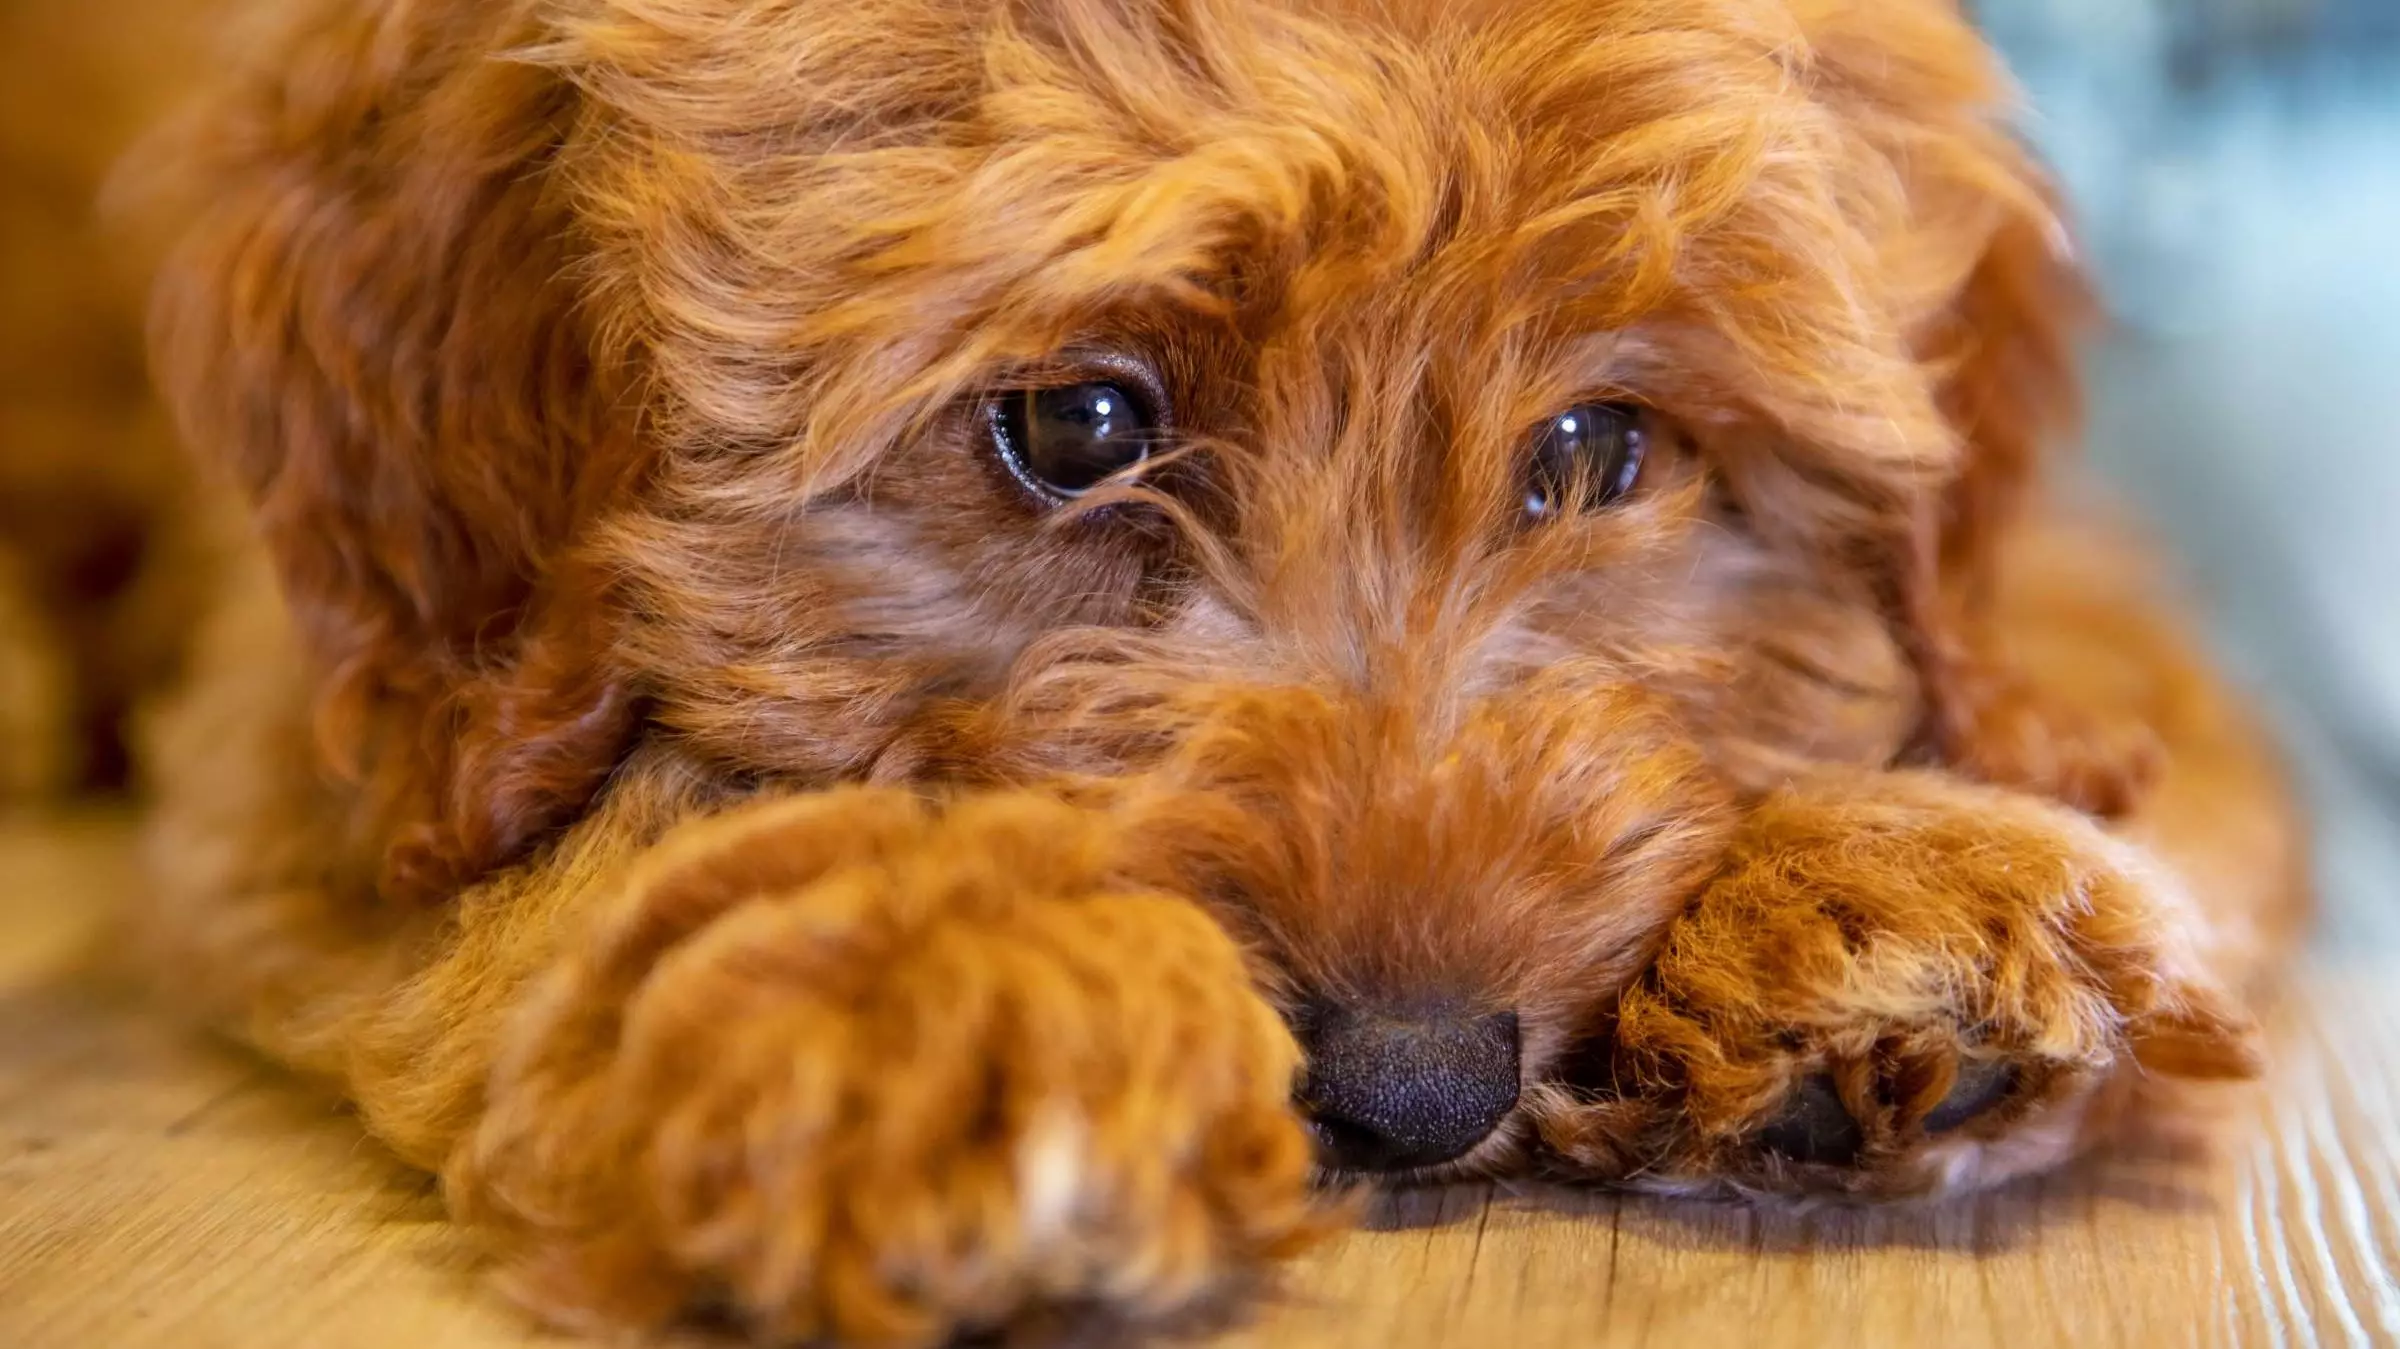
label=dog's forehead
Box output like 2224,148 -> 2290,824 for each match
968,0 -> 1828,292
567,0 -> 1836,289
833,0 -> 1853,373
561,0 -> 1972,487
911,0 -> 1908,434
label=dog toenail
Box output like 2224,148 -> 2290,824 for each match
1757,1074 -> 1863,1165
1925,1059 -> 2017,1134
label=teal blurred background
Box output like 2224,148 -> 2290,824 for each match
1981,0 -> 2400,944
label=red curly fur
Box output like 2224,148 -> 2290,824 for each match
83,0 -> 2311,1342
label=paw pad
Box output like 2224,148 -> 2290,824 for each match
1754,1057 -> 2021,1171
1756,1076 -> 1862,1166
1923,1059 -> 2016,1135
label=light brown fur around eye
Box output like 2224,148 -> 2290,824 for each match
63,0 -> 2316,1342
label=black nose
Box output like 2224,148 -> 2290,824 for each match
1294,1005 -> 1520,1173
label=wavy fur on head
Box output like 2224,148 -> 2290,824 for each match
120,0 -> 2304,1343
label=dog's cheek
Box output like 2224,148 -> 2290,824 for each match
860,427 -> 1171,637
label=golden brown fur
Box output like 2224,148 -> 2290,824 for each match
8,0 -> 2311,1342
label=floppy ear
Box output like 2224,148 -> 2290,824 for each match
1897,204 -> 2156,817
143,0 -> 642,899
1789,0 -> 2148,816
1926,206 -> 2088,600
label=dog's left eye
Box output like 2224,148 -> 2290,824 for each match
1523,402 -> 1647,522
990,382 -> 1157,501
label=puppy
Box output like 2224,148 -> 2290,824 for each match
127,0 -> 2307,1343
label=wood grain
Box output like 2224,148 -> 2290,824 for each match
2,813 -> 2394,1349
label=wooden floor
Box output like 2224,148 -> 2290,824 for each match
2,813 -> 2396,1349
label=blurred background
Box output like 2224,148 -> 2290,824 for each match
0,0 -> 2394,939
1978,0 -> 2400,945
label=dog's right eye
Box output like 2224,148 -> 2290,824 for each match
989,382 -> 1157,501
1522,402 -> 1647,523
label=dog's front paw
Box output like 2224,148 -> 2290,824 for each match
454,789 -> 1324,1347
1538,772 -> 2258,1197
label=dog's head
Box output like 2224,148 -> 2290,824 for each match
149,0 -> 2092,1176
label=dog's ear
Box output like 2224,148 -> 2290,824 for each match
1797,0 -> 2144,816
1898,202 -> 2150,816
1926,205 -> 2089,605
141,0 -> 641,899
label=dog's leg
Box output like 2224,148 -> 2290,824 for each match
1534,521 -> 2310,1197
1552,767 -> 2272,1197
448,787 -> 1322,1344
135,557 -> 1317,1344
164,782 -> 1323,1343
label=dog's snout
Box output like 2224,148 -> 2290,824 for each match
1295,1004 -> 1520,1173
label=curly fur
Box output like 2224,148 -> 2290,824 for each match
84,0 -> 2315,1343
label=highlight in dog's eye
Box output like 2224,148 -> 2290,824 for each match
1523,402 -> 1646,521
991,381 -> 1156,500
